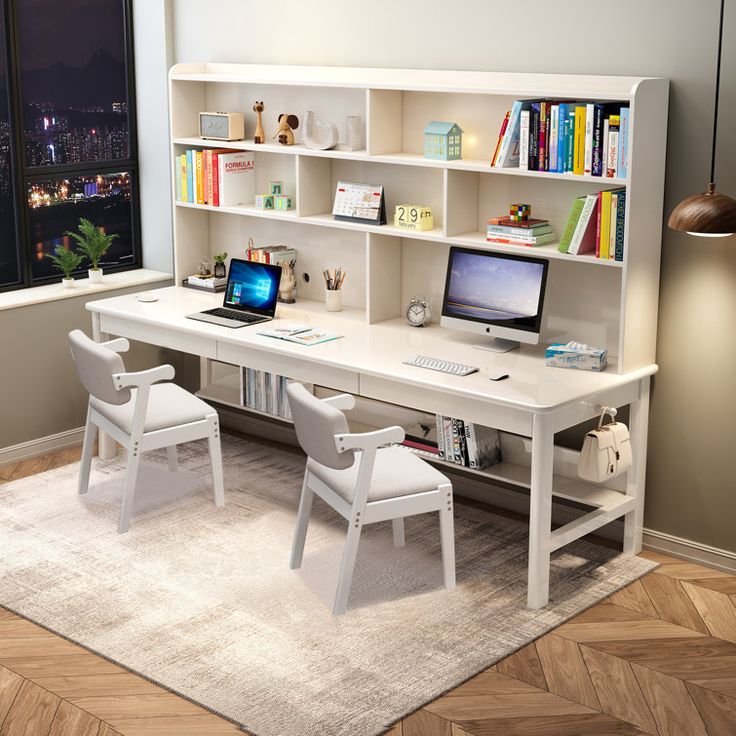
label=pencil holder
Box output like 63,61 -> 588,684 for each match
325,288 -> 342,312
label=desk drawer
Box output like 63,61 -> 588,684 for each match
218,342 -> 360,394
360,375 -> 532,436
99,315 -> 217,359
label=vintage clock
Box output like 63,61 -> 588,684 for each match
406,297 -> 431,327
199,111 -> 245,141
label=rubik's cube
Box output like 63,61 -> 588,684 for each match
509,203 -> 531,221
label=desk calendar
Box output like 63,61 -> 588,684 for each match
332,181 -> 387,225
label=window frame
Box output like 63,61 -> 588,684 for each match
0,0 -> 141,293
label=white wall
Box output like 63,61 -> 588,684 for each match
164,0 -> 736,553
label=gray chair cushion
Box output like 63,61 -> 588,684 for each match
69,329 -> 131,405
90,383 -> 215,434
287,383 -> 354,470
307,446 -> 449,503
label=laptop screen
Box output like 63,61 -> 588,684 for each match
224,258 -> 282,315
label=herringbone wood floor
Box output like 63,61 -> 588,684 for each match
1,445 -> 735,735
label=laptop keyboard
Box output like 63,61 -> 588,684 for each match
202,308 -> 265,324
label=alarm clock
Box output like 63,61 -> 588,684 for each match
406,297 -> 430,327
199,112 -> 245,141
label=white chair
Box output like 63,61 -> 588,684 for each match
68,329 -> 224,533
287,383 -> 455,614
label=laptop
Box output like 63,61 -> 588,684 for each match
186,258 -> 282,328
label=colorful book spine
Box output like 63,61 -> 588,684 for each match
556,103 -> 568,172
609,193 -> 618,260
490,111 -> 510,166
558,196 -> 585,253
537,101 -> 548,172
548,104 -> 559,173
195,151 -> 204,204
495,100 -> 523,167
617,107 -> 630,179
569,193 -> 598,255
583,102 -> 594,175
518,110 -> 530,171
487,223 -> 552,236
598,189 -> 612,259
179,154 -> 187,202
529,102 -> 540,170
591,104 -> 605,177
614,189 -> 626,261
573,105 -> 586,175
486,233 -> 555,246
565,108 -> 576,173
211,151 -> 221,206
204,149 -> 213,205
186,150 -> 194,203
606,115 -> 620,178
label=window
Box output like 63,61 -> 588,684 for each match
0,0 -> 139,292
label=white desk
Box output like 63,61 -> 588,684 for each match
87,286 -> 655,608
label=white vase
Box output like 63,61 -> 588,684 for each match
88,268 -> 103,284
325,288 -> 342,312
61,278 -> 75,289
303,110 -> 339,150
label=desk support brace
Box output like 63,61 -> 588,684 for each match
527,412 -> 554,609
91,311 -> 117,460
624,375 -> 650,555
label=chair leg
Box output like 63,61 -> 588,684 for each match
78,407 -> 95,496
118,449 -> 141,534
333,521 -> 362,615
166,445 -> 178,472
207,416 -> 225,507
392,518 -> 405,547
289,471 -> 314,570
439,501 -> 456,591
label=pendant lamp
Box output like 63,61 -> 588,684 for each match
668,0 -> 736,236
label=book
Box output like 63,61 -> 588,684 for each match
583,102 -> 594,175
186,149 -> 194,203
597,189 -> 613,259
490,111 -> 510,166
179,154 -> 187,202
568,193 -> 598,255
488,216 -> 549,229
195,150 -> 204,204
486,233 -> 555,246
518,109 -> 530,171
591,103 -> 605,177
606,114 -> 620,178
218,151 -> 255,207
614,189 -> 626,261
204,149 -> 213,205
258,325 -> 342,346
549,104 -> 559,172
487,223 -> 553,236
556,103 -> 568,173
573,105 -> 586,175
565,107 -> 576,172
537,101 -> 548,171
495,100 -> 524,167
529,102 -> 540,170
609,193 -> 618,260
175,155 -> 183,201
558,196 -> 585,253
617,106 -> 630,179
469,424 -> 502,469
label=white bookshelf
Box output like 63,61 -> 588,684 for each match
169,63 -> 669,374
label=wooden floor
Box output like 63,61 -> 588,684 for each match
1,447 -> 735,735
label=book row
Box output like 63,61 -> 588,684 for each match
492,100 -> 630,179
175,149 -> 255,207
558,188 -> 626,259
242,369 -> 311,419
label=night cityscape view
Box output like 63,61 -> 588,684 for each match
0,0 -> 135,287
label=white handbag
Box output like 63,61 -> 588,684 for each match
578,408 -> 632,483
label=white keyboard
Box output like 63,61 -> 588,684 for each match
403,354 -> 479,376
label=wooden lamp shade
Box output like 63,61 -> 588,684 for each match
668,182 -> 736,236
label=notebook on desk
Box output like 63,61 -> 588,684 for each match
186,258 -> 282,328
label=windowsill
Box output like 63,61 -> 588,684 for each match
0,269 -> 173,312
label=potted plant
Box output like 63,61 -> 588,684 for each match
45,245 -> 84,288
65,218 -> 118,284
213,252 -> 228,279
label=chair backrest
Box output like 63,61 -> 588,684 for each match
68,329 -> 131,405
287,383 -> 355,470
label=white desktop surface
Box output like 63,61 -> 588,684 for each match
87,285 -> 656,415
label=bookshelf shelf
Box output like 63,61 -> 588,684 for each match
170,63 -> 668,372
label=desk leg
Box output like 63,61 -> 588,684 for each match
91,312 -> 117,461
624,376 -> 650,555
528,412 -> 554,609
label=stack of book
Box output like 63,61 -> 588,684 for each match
241,369 -> 311,420
435,416 -> 501,470
558,188 -> 626,260
245,244 -> 297,301
492,100 -> 630,179
175,148 -> 255,207
487,216 -> 555,247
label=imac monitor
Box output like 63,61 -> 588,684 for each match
441,247 -> 548,352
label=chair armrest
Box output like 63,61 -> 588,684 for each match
101,337 -> 130,353
322,393 -> 356,411
113,364 -> 175,389
334,425 -> 405,453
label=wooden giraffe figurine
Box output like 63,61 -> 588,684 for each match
253,101 -> 265,144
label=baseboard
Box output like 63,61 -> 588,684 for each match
0,426 -> 86,465
641,528 -> 736,573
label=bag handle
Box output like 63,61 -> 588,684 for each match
597,406 -> 617,429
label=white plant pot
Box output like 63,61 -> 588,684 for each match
325,288 -> 342,312
61,278 -> 75,289
88,268 -> 103,284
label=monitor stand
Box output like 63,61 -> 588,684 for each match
473,337 -> 520,353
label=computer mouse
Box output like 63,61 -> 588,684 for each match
136,292 -> 158,302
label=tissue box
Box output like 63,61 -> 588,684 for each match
545,343 -> 607,371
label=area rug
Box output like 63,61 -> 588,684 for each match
0,434 -> 656,736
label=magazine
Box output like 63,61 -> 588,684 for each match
258,324 -> 343,346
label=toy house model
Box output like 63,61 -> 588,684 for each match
424,121 -> 463,160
